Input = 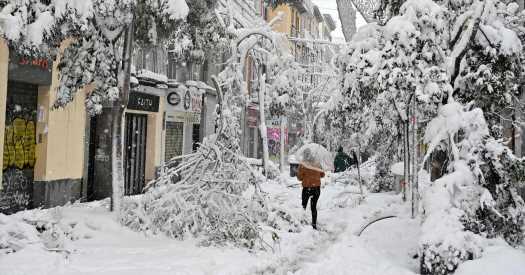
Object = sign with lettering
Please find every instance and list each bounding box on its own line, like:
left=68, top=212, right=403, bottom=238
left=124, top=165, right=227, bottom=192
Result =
left=167, top=91, right=181, bottom=106
left=165, top=87, right=203, bottom=114
left=8, top=52, right=52, bottom=85
left=127, top=92, right=159, bottom=112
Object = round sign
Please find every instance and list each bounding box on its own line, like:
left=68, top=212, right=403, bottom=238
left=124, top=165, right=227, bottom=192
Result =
left=184, top=90, right=191, bottom=110
left=167, top=91, right=181, bottom=106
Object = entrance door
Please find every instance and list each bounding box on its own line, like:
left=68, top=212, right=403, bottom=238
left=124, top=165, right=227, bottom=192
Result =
left=1, top=82, right=38, bottom=214
left=124, top=113, right=148, bottom=196
left=86, top=116, right=98, bottom=201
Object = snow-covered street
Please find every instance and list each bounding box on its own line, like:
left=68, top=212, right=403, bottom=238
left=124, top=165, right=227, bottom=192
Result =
left=3, top=174, right=525, bottom=275
left=1, top=176, right=427, bottom=275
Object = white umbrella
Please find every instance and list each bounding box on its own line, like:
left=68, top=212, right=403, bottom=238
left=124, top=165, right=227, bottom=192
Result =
left=295, top=143, right=334, bottom=172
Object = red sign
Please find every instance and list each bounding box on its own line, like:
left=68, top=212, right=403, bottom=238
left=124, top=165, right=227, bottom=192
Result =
left=18, top=57, right=50, bottom=71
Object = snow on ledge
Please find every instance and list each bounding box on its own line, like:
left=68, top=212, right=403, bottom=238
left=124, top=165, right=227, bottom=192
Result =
left=136, top=69, right=168, bottom=84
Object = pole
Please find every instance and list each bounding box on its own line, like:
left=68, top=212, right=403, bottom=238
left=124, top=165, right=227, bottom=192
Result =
left=259, top=74, right=269, bottom=176
left=356, top=137, right=363, bottom=196
left=412, top=99, right=419, bottom=218
left=280, top=116, right=286, bottom=173
left=110, top=22, right=134, bottom=212
left=403, top=121, right=408, bottom=202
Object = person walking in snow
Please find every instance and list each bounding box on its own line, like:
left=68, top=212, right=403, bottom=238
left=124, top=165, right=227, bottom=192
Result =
left=297, top=148, right=325, bottom=230
left=334, top=146, right=353, bottom=173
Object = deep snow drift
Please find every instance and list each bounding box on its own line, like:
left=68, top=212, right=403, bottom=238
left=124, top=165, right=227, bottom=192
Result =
left=1, top=173, right=524, bottom=275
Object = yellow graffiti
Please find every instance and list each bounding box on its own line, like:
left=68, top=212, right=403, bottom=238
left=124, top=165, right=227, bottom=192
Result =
left=5, top=126, right=15, bottom=168
left=14, top=141, right=24, bottom=169
left=13, top=118, right=26, bottom=141
left=2, top=126, right=10, bottom=170
left=3, top=118, right=36, bottom=170
left=24, top=121, right=36, bottom=167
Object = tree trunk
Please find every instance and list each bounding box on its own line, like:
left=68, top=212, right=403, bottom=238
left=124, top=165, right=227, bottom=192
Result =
left=280, top=116, right=286, bottom=173
left=336, top=0, right=357, bottom=41
left=356, top=139, right=363, bottom=196
left=259, top=74, right=269, bottom=176
left=111, top=106, right=125, bottom=212
left=403, top=121, right=409, bottom=202
left=411, top=100, right=418, bottom=218
left=110, top=22, right=134, bottom=212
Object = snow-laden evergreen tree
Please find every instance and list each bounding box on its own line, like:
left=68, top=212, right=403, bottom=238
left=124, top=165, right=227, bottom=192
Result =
left=329, top=0, right=525, bottom=273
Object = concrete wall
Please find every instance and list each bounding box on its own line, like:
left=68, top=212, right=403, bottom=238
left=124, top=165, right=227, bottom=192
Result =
left=0, top=39, right=8, bottom=191
left=32, top=40, right=87, bottom=207
left=145, top=101, right=164, bottom=182
left=34, top=41, right=86, bottom=182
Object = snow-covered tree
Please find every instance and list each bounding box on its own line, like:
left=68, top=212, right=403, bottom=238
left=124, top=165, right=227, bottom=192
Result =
left=120, top=13, right=301, bottom=248
left=329, top=0, right=525, bottom=272
left=167, top=0, right=232, bottom=64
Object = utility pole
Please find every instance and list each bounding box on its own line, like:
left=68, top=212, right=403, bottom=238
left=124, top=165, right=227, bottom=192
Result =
left=259, top=74, right=269, bottom=176
left=280, top=116, right=286, bottom=172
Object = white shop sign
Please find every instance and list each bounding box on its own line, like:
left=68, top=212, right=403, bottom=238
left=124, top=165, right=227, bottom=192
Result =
left=165, top=85, right=203, bottom=114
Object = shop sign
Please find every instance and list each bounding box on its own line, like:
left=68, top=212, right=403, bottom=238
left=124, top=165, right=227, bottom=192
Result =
left=167, top=91, right=181, bottom=106
left=165, top=87, right=203, bottom=114
left=127, top=91, right=159, bottom=112
left=8, top=52, right=52, bottom=85
left=192, top=93, right=202, bottom=113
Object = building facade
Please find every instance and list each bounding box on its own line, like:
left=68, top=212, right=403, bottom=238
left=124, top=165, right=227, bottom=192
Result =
left=0, top=39, right=87, bottom=213
left=266, top=1, right=337, bottom=153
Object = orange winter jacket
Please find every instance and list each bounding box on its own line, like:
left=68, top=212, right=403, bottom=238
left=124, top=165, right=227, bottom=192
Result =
left=297, top=164, right=325, bottom=188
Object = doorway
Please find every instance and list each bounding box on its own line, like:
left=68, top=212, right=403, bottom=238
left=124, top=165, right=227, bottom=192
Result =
left=124, top=113, right=148, bottom=195
left=0, top=82, right=38, bottom=213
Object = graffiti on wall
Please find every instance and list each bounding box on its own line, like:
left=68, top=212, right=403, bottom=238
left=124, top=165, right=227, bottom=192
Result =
left=3, top=117, right=36, bottom=170
left=1, top=99, right=37, bottom=213
left=0, top=169, right=31, bottom=212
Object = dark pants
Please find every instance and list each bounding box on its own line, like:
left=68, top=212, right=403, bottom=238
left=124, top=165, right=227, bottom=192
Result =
left=302, top=187, right=320, bottom=227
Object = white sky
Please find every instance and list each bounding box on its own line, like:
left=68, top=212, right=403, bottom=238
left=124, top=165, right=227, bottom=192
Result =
left=312, top=0, right=367, bottom=43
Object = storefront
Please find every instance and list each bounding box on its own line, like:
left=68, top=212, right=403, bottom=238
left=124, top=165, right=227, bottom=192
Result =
left=89, top=85, right=164, bottom=198
left=164, top=81, right=213, bottom=162
left=1, top=40, right=88, bottom=213
left=0, top=49, right=50, bottom=213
